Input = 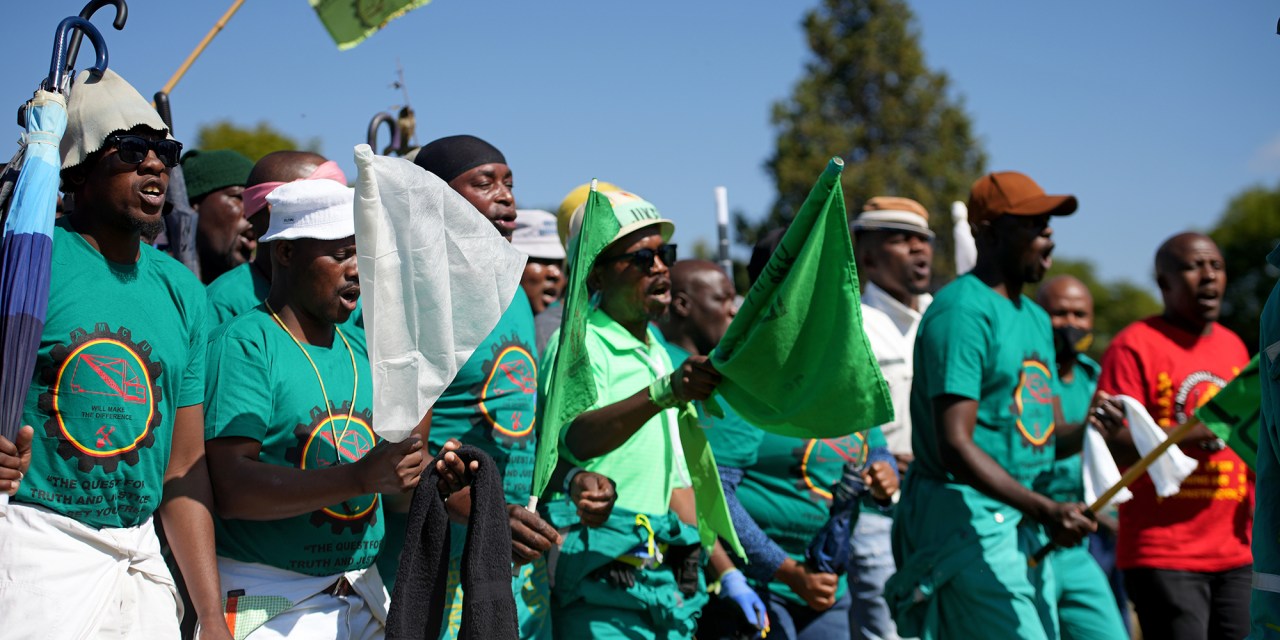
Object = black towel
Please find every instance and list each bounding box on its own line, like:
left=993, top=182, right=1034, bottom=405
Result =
left=386, top=444, right=518, bottom=640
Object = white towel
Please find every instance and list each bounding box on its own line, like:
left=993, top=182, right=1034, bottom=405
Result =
left=1116, top=394, right=1199, bottom=498
left=1082, top=424, right=1132, bottom=506
left=352, top=144, right=526, bottom=441
left=952, top=201, right=977, bottom=276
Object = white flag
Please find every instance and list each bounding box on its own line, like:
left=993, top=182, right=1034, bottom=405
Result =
left=352, top=144, right=526, bottom=441
left=1082, top=424, right=1133, bottom=506
left=1116, top=394, right=1199, bottom=498
left=952, top=201, right=977, bottom=276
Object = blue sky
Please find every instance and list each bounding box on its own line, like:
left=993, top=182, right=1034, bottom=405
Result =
left=3, top=1, right=1278, bottom=292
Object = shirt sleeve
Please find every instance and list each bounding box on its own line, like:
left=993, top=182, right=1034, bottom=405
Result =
left=178, top=288, right=209, bottom=408
left=718, top=465, right=789, bottom=583
left=1098, top=335, right=1147, bottom=402
left=204, top=334, right=273, bottom=442
left=917, top=304, right=991, bottom=402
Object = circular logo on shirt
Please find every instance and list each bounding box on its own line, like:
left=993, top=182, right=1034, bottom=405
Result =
left=1013, top=355, right=1055, bottom=447
left=1174, top=370, right=1228, bottom=424
left=794, top=432, right=869, bottom=502
left=38, top=323, right=162, bottom=473
left=470, top=334, right=538, bottom=446
left=285, top=404, right=380, bottom=534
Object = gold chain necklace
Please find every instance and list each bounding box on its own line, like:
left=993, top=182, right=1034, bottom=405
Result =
left=265, top=302, right=359, bottom=463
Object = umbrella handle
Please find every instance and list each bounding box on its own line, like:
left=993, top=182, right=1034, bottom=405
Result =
left=47, top=17, right=108, bottom=93
left=367, top=112, right=401, bottom=156
left=65, top=0, right=127, bottom=80
left=154, top=91, right=174, bottom=130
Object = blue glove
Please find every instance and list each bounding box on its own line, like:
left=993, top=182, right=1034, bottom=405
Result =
left=720, top=568, right=769, bottom=635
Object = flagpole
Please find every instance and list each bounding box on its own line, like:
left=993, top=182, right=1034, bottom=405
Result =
left=714, top=186, right=732, bottom=276
left=1029, top=417, right=1201, bottom=567
left=156, top=0, right=246, bottom=98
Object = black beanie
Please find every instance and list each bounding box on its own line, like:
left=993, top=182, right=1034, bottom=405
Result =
left=413, top=135, right=506, bottom=183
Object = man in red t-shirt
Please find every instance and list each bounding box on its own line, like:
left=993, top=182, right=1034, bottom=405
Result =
left=1097, top=232, right=1252, bottom=640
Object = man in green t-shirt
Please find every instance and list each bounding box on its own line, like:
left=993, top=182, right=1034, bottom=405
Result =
left=381, top=135, right=615, bottom=640
left=1253, top=243, right=1280, bottom=636
left=205, top=179, right=432, bottom=639
left=205, top=150, right=350, bottom=329
left=1034, top=275, right=1128, bottom=639
left=886, top=171, right=1097, bottom=640
left=0, top=69, right=230, bottom=639
left=180, top=148, right=254, bottom=284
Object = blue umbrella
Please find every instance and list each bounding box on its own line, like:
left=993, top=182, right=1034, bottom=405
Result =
left=0, top=17, right=108, bottom=454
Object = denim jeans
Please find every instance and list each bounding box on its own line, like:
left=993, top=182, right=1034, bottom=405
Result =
left=764, top=590, right=852, bottom=640
left=847, top=511, right=898, bottom=640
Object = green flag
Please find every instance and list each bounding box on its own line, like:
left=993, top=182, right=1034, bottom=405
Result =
left=530, top=185, right=620, bottom=502
left=711, top=157, right=892, bottom=438
left=1195, top=356, right=1261, bottom=470
left=309, top=0, right=431, bottom=50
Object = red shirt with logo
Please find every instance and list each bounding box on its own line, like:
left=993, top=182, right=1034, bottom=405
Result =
left=1098, top=316, right=1253, bottom=572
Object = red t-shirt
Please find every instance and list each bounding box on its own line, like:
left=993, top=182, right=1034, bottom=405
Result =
left=1098, top=316, right=1253, bottom=572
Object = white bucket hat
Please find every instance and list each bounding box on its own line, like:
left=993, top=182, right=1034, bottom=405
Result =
left=260, top=179, right=355, bottom=242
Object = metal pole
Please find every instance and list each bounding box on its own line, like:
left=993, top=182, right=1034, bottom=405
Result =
left=715, top=186, right=732, bottom=276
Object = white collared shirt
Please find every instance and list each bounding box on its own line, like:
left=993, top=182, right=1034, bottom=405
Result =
left=862, top=281, right=932, bottom=456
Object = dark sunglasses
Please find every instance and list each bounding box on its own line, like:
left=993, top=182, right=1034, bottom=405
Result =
left=104, top=134, right=183, bottom=168
left=602, top=244, right=677, bottom=271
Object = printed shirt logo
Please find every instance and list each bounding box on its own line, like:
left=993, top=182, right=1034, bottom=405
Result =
left=1012, top=354, right=1055, bottom=447
left=285, top=403, right=379, bottom=534
left=794, top=432, right=869, bottom=502
left=470, top=334, right=537, bottom=446
left=39, top=323, right=162, bottom=472
left=1173, top=370, right=1229, bottom=425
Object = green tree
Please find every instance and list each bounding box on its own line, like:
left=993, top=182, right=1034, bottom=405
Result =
left=747, top=0, right=986, bottom=279
left=1209, top=182, right=1280, bottom=353
left=194, top=121, right=317, bottom=162
left=1023, top=257, right=1162, bottom=359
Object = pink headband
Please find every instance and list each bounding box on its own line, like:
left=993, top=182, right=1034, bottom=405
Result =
left=241, top=160, right=348, bottom=219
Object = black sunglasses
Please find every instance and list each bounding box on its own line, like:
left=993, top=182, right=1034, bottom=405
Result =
left=104, top=134, right=183, bottom=168
left=602, top=243, right=677, bottom=271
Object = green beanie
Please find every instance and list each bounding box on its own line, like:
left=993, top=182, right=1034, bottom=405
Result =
left=181, top=149, right=253, bottom=202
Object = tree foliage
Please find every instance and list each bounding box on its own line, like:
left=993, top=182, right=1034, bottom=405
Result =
left=1023, top=257, right=1162, bottom=360
left=194, top=121, right=317, bottom=162
left=1209, top=182, right=1280, bottom=353
left=747, top=0, right=986, bottom=278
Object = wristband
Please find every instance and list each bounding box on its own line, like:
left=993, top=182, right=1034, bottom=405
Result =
left=564, top=467, right=586, bottom=494
left=649, top=374, right=680, bottom=409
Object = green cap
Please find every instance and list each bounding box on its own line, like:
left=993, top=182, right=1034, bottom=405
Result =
left=180, top=149, right=253, bottom=201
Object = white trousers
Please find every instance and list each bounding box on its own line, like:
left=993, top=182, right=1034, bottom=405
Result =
left=214, top=556, right=388, bottom=640
left=0, top=502, right=181, bottom=639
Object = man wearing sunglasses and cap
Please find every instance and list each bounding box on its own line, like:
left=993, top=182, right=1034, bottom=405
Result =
left=886, top=171, right=1101, bottom=640
left=202, top=178, right=451, bottom=639
left=0, top=69, right=231, bottom=639
left=541, top=190, right=727, bottom=639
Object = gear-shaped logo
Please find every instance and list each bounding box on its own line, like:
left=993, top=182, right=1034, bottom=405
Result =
left=469, top=334, right=537, bottom=447
left=38, top=323, right=162, bottom=473
left=792, top=432, right=868, bottom=502
left=1011, top=351, right=1056, bottom=448
left=285, top=403, right=379, bottom=534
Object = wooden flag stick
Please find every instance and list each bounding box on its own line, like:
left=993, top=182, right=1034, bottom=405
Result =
left=156, top=0, right=246, bottom=98
left=1028, top=417, right=1201, bottom=567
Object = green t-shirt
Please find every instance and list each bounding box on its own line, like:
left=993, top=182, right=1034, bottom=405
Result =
left=910, top=274, right=1058, bottom=488
left=540, top=308, right=687, bottom=516
left=16, top=223, right=208, bottom=529
left=205, top=261, right=363, bottom=332
left=205, top=306, right=382, bottom=576
left=429, top=293, right=538, bottom=505
left=1255, top=244, right=1280, bottom=579
left=1033, top=355, right=1099, bottom=503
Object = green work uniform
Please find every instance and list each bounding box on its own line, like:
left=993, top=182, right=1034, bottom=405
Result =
left=16, top=222, right=208, bottom=528
left=1033, top=355, right=1127, bottom=640
left=379, top=293, right=549, bottom=640
left=887, top=273, right=1060, bottom=640
left=205, top=307, right=382, bottom=576
left=205, top=261, right=362, bottom=331
left=540, top=308, right=701, bottom=639
left=1252, top=244, right=1280, bottom=637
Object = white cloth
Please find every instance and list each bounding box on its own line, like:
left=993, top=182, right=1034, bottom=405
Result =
left=861, top=283, right=932, bottom=455
left=214, top=556, right=387, bottom=640
left=0, top=502, right=181, bottom=639
left=1082, top=424, right=1133, bottom=507
left=1116, top=394, right=1199, bottom=498
left=952, top=201, right=977, bottom=276
left=352, top=144, right=526, bottom=441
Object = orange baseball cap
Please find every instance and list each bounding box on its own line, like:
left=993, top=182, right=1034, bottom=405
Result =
left=967, top=171, right=1077, bottom=223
